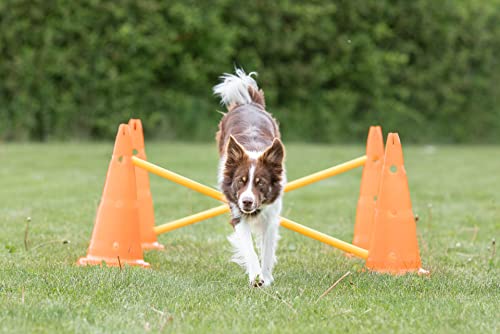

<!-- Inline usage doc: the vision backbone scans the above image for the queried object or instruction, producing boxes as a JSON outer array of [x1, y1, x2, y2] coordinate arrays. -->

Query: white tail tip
[[213, 68, 258, 107]]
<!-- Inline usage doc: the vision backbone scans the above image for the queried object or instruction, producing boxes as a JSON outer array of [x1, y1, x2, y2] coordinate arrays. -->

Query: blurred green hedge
[[1, 0, 499, 143]]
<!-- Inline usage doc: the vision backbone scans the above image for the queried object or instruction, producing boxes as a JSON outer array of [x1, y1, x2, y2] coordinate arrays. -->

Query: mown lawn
[[1, 142, 498, 333]]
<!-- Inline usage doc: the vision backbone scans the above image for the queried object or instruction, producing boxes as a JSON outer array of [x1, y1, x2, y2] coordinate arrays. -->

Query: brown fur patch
[[216, 104, 279, 155], [221, 136, 252, 204]]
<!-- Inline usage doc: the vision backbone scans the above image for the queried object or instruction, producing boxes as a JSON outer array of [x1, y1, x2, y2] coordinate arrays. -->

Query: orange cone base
[[366, 264, 420, 275], [77, 255, 150, 268], [367, 267, 430, 275], [141, 241, 165, 251]]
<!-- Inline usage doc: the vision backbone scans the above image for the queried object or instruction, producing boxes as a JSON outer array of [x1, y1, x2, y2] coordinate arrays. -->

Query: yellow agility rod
[[154, 204, 229, 235], [279, 217, 368, 259], [285, 156, 367, 192]]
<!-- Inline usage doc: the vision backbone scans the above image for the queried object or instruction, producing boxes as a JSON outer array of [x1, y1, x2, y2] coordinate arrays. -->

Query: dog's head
[[222, 136, 285, 215]]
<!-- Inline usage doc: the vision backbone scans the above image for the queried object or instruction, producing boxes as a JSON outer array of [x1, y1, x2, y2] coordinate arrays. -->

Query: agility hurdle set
[[78, 119, 426, 275]]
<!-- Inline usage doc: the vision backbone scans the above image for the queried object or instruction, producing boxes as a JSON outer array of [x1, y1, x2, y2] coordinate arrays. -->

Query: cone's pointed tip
[[118, 124, 130, 136], [127, 119, 146, 153], [366, 125, 385, 157], [368, 126, 382, 137], [386, 133, 401, 146], [112, 124, 134, 156], [367, 126, 383, 141], [128, 118, 143, 132], [384, 133, 404, 165]]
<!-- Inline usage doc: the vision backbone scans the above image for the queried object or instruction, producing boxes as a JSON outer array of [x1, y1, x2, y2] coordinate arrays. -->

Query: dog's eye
[[238, 177, 246, 185], [256, 178, 265, 187]]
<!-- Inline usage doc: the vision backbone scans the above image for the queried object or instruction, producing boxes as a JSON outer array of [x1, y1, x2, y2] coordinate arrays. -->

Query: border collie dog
[[214, 69, 286, 287]]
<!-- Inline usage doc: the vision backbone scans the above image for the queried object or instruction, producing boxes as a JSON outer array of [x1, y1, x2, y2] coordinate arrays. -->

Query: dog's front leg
[[260, 200, 282, 286], [260, 219, 280, 286], [228, 219, 263, 286]]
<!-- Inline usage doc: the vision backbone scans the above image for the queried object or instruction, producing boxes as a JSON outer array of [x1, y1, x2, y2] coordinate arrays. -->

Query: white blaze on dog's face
[[222, 136, 285, 215]]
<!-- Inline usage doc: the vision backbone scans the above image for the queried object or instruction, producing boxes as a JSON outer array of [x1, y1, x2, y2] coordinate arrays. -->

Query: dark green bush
[[1, 0, 499, 143]]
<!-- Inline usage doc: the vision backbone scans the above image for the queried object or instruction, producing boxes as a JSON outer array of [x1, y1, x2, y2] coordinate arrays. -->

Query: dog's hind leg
[[228, 219, 263, 286]]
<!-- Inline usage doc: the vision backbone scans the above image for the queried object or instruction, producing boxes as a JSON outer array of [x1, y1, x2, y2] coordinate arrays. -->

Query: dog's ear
[[261, 138, 285, 168], [225, 135, 248, 166]]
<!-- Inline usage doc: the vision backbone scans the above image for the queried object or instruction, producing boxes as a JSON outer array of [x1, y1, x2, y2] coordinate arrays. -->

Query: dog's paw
[[252, 278, 265, 287], [250, 275, 264, 288]]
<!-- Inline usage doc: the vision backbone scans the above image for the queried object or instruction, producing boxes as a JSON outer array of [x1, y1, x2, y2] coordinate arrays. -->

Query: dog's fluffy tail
[[213, 68, 265, 109]]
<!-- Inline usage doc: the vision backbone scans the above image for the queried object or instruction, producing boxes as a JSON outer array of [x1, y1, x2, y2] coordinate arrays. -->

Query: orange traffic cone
[[352, 126, 384, 250], [366, 133, 424, 274], [77, 124, 150, 268], [128, 119, 164, 250]]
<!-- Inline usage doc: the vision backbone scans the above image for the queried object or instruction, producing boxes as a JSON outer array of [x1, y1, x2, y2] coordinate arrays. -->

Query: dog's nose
[[242, 199, 254, 208]]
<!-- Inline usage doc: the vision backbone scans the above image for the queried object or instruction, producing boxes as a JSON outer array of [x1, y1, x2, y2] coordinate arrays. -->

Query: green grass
[[1, 142, 498, 333]]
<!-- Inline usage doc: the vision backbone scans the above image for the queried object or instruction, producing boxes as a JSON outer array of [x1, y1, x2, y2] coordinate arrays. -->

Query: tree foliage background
[[1, 0, 499, 143]]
